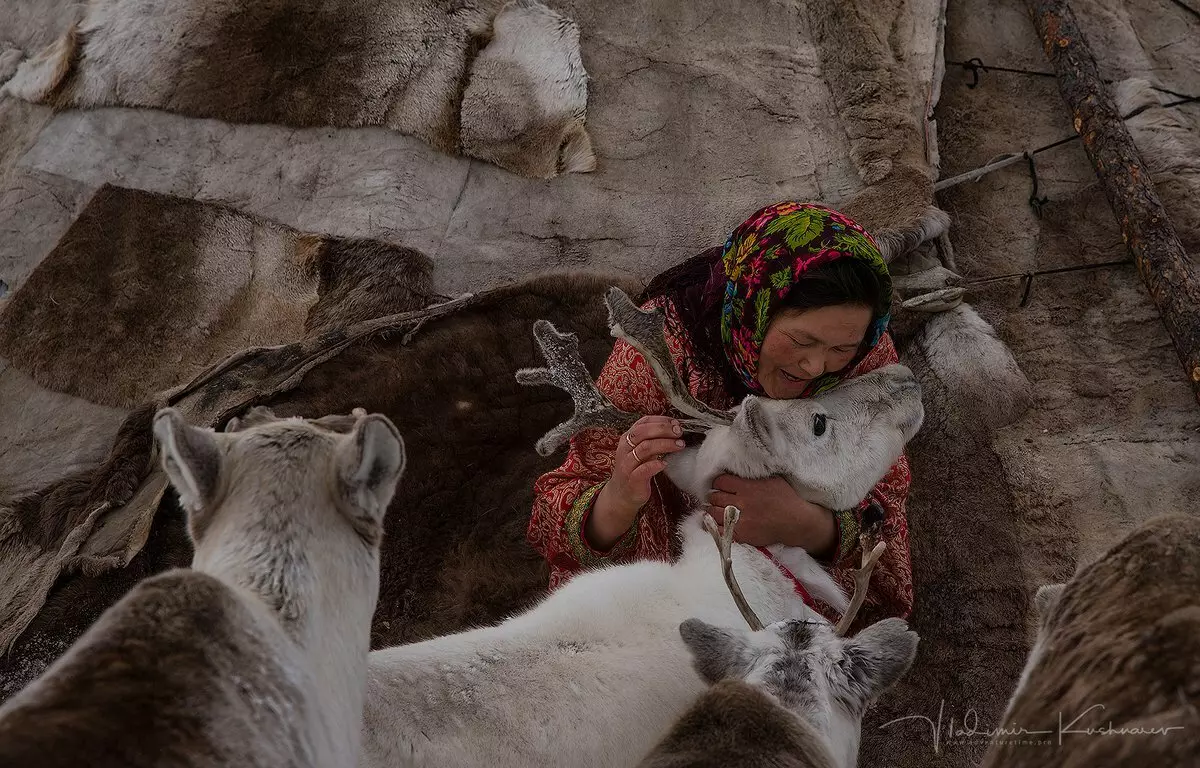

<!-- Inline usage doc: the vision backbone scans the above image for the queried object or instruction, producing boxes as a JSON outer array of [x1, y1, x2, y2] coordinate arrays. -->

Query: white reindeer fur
[[361, 365, 923, 768], [166, 409, 405, 768]]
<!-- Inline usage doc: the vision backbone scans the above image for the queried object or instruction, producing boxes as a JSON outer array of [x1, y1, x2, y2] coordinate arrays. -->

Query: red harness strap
[[755, 546, 816, 608]]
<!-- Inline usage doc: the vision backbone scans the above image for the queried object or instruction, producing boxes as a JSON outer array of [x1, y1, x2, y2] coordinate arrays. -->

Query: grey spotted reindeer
[[0, 407, 406, 768], [359, 288, 923, 768]]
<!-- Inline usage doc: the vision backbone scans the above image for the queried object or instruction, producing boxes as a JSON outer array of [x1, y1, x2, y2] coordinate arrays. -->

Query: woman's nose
[[798, 355, 824, 378]]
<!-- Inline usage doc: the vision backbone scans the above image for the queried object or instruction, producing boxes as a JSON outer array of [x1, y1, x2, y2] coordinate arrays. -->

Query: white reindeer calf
[[983, 513, 1200, 768], [638, 614, 919, 768], [0, 407, 406, 768], [359, 289, 923, 768]]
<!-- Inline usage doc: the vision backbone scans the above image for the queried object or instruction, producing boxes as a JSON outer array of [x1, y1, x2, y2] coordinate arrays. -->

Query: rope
[[947, 58, 1056, 88], [962, 259, 1132, 307], [948, 57, 1200, 106], [934, 94, 1197, 198]]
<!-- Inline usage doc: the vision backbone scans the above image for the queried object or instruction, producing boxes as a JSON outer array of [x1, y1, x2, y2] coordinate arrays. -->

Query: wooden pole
[[1027, 0, 1200, 405]]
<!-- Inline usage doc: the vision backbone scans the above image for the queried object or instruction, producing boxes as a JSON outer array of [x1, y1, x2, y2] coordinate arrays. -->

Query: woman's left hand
[[707, 474, 837, 557]]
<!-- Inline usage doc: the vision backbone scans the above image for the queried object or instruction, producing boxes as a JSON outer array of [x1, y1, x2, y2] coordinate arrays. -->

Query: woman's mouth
[[779, 369, 806, 384]]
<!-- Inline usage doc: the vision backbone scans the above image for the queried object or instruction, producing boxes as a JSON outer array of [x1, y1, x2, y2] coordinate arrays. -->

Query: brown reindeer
[[983, 513, 1200, 767]]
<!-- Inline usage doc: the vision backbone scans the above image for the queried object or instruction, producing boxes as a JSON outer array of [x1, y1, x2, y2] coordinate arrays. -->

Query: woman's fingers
[[628, 417, 683, 444], [633, 437, 686, 459], [628, 458, 667, 486], [708, 490, 737, 509]]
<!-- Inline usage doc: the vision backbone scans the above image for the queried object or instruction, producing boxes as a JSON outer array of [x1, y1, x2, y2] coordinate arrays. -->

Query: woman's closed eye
[[785, 333, 814, 348]]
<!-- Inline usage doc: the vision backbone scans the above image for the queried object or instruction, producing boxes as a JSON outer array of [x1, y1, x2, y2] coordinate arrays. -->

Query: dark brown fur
[[303, 237, 436, 335], [3, 403, 155, 553], [0, 497, 192, 702], [637, 680, 836, 768], [0, 570, 313, 768], [273, 271, 634, 645], [982, 514, 1200, 768], [0, 186, 415, 408]]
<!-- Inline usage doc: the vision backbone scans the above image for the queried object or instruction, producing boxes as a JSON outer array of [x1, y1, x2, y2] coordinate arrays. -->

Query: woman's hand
[[587, 416, 687, 550], [706, 475, 837, 557]]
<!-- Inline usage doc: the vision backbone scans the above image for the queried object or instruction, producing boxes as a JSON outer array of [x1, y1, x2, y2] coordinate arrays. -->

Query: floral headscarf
[[719, 201, 892, 396]]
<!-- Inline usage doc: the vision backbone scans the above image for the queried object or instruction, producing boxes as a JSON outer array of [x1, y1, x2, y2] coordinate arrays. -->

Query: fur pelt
[[859, 305, 1036, 767], [0, 185, 439, 409], [636, 679, 837, 768], [808, 0, 948, 265], [0, 405, 157, 657], [1, 0, 594, 178], [982, 514, 1200, 767], [459, 0, 596, 177]]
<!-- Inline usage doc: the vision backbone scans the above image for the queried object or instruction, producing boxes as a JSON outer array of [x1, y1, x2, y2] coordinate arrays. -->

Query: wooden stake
[[1027, 0, 1200, 405]]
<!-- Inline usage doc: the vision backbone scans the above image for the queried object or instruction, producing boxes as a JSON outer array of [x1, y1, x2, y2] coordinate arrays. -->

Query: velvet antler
[[516, 287, 733, 456], [834, 501, 888, 636], [703, 506, 765, 631]]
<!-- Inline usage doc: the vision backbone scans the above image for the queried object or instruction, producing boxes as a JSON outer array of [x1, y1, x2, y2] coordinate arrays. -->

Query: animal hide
[[0, 405, 159, 658], [0, 184, 435, 408], [859, 305, 1035, 768], [0, 257, 634, 698], [2, 0, 946, 296], [0, 0, 594, 179]]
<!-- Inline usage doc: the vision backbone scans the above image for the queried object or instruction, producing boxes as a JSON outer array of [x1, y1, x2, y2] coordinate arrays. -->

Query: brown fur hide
[[0, 185, 438, 409], [1, 0, 594, 178], [859, 305, 1037, 768], [0, 268, 632, 699], [806, 0, 951, 263], [0, 570, 315, 768], [231, 272, 633, 645], [637, 680, 836, 768], [0, 405, 157, 658], [982, 514, 1200, 767]]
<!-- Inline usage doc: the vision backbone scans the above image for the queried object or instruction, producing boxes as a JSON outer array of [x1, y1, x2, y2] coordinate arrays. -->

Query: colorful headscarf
[[719, 201, 892, 396]]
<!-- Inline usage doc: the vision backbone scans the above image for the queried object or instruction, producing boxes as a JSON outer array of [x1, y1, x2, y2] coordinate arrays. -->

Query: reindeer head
[[679, 616, 919, 768], [152, 407, 406, 616], [685, 365, 924, 511]]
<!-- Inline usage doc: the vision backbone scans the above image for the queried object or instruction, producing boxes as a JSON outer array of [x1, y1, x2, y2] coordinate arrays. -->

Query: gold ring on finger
[[625, 433, 637, 450], [631, 444, 643, 463]]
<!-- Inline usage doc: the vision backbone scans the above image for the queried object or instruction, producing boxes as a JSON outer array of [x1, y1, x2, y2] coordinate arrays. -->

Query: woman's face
[[756, 303, 873, 399]]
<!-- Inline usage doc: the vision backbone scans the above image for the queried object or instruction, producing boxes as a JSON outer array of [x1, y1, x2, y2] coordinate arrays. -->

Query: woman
[[527, 201, 913, 628]]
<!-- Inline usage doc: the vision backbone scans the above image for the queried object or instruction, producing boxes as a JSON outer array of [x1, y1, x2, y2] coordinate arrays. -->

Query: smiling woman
[[527, 202, 913, 629]]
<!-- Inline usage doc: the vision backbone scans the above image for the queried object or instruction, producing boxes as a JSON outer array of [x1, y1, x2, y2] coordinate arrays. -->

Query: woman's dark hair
[[639, 250, 889, 399]]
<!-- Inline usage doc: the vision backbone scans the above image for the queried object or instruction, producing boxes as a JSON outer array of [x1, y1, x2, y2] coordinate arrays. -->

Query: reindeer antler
[[703, 506, 765, 631], [603, 288, 735, 426], [516, 288, 734, 456], [834, 501, 888, 636], [515, 320, 642, 457]]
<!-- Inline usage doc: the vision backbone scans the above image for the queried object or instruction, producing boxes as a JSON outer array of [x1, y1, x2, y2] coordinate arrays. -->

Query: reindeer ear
[[679, 619, 750, 684], [154, 408, 222, 514], [837, 618, 919, 713], [336, 414, 405, 533]]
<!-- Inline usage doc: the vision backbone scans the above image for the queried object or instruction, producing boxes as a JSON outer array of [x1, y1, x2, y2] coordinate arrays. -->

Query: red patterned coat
[[527, 296, 914, 629]]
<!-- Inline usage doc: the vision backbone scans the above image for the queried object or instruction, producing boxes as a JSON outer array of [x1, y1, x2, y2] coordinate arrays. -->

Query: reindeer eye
[[812, 413, 827, 437]]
